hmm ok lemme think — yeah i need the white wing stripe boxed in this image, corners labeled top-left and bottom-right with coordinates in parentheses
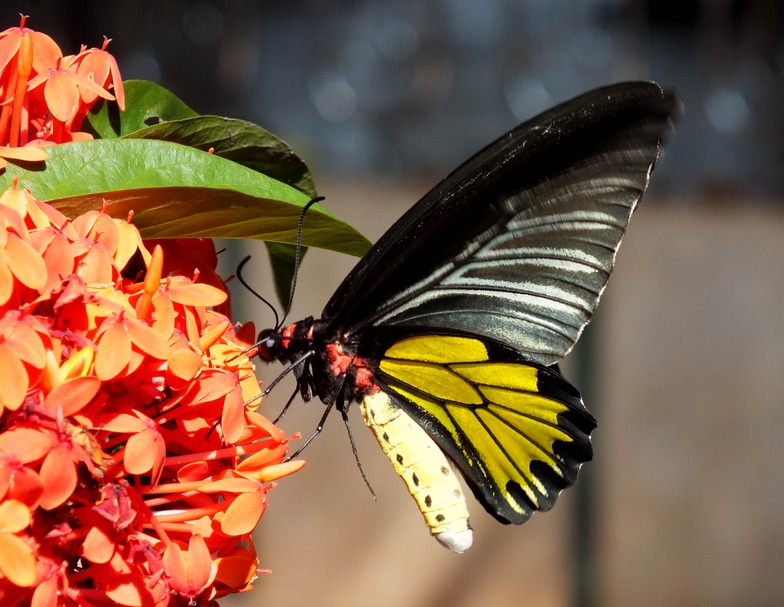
top-left (378, 288), bottom-right (586, 329)
top-left (453, 257), bottom-right (604, 276)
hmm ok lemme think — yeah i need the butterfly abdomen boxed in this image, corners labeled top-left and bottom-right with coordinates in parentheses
top-left (360, 390), bottom-right (473, 553)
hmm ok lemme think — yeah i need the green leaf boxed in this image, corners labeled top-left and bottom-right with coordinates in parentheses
top-left (125, 116), bottom-right (319, 301)
top-left (85, 80), bottom-right (198, 139)
top-left (84, 86), bottom-right (355, 297)
top-left (0, 139), bottom-right (371, 257)
top-left (125, 116), bottom-right (316, 199)
top-left (84, 81), bottom-right (324, 295)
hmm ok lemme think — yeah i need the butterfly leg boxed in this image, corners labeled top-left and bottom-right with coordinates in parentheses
top-left (272, 385), bottom-right (301, 424)
top-left (285, 393), bottom-right (336, 461)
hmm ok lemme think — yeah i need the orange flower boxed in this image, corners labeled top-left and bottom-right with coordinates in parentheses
top-left (0, 16), bottom-right (61, 75)
top-left (0, 15), bottom-right (123, 150)
top-left (0, 19), bottom-right (307, 605)
top-left (163, 535), bottom-right (218, 603)
top-left (0, 182), bottom-right (303, 606)
top-left (0, 15), bottom-right (61, 147)
top-left (69, 37), bottom-right (126, 111)
top-left (27, 60), bottom-right (116, 134)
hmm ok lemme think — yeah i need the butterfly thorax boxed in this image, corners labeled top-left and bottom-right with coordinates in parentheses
top-left (258, 317), bottom-right (378, 409)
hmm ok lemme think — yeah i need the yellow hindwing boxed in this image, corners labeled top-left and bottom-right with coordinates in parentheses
top-left (378, 334), bottom-right (579, 523)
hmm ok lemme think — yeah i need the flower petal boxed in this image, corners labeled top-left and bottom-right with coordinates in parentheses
top-left (0, 257), bottom-right (13, 305)
top-left (185, 535), bottom-right (215, 593)
top-left (3, 319), bottom-right (46, 368)
top-left (7, 466), bottom-right (43, 508)
top-left (31, 575), bottom-right (59, 607)
top-left (168, 282), bottom-right (228, 307)
top-left (95, 321), bottom-right (131, 380)
top-left (214, 549), bottom-right (258, 591)
top-left (75, 242), bottom-right (115, 284)
top-left (113, 220), bottom-right (148, 271)
top-left (256, 459), bottom-right (306, 482)
top-left (4, 232), bottom-right (47, 290)
top-left (221, 491), bottom-right (266, 536)
top-left (162, 542), bottom-right (188, 590)
top-left (167, 348), bottom-right (202, 382)
top-left (237, 443), bottom-right (288, 473)
top-left (29, 30), bottom-right (63, 73)
top-left (126, 319), bottom-right (169, 360)
top-left (91, 412), bottom-right (146, 433)
top-left (0, 531), bottom-right (36, 587)
top-left (38, 445), bottom-right (77, 510)
top-left (81, 523), bottom-right (115, 564)
top-left (0, 499), bottom-right (31, 532)
top-left (44, 376), bottom-right (101, 416)
top-left (0, 145), bottom-right (48, 162)
top-left (30, 229), bottom-right (75, 294)
top-left (73, 210), bottom-right (119, 252)
top-left (0, 428), bottom-right (53, 463)
top-left (0, 342), bottom-right (29, 410)
top-left (0, 29), bottom-right (22, 74)
top-left (124, 427), bottom-right (165, 482)
top-left (44, 71), bottom-right (81, 122)
top-left (221, 387), bottom-right (245, 445)
top-left (104, 575), bottom-right (149, 607)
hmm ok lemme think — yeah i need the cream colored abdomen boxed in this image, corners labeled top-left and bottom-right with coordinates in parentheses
top-left (360, 390), bottom-right (473, 552)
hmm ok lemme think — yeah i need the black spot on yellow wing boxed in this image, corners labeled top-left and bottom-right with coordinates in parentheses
top-left (376, 334), bottom-right (595, 525)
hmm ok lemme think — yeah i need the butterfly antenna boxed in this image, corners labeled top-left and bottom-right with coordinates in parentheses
top-left (236, 255), bottom-right (280, 330)
top-left (279, 196), bottom-right (325, 328)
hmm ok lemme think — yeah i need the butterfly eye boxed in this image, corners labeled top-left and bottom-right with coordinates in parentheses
top-left (255, 329), bottom-right (277, 361)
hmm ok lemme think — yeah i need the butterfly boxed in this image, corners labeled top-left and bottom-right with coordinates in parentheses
top-left (257, 81), bottom-right (679, 552)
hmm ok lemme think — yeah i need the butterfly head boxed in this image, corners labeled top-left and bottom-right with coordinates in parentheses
top-left (254, 326), bottom-right (281, 363)
top-left (254, 317), bottom-right (317, 362)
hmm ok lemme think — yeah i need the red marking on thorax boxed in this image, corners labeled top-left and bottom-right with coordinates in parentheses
top-left (325, 343), bottom-right (379, 395)
top-left (355, 365), bottom-right (379, 394)
top-left (325, 343), bottom-right (351, 375)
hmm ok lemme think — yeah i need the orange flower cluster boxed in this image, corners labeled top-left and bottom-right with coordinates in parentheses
top-left (0, 182), bottom-right (303, 606)
top-left (0, 15), bottom-right (125, 166)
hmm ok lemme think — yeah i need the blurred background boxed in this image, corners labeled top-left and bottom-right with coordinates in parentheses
top-left (7, 1), bottom-right (784, 606)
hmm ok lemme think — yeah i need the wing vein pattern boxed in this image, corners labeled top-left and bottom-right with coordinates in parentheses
top-left (324, 83), bottom-right (678, 365)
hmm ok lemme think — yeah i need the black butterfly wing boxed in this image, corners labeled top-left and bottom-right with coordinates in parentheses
top-left (323, 81), bottom-right (680, 365)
